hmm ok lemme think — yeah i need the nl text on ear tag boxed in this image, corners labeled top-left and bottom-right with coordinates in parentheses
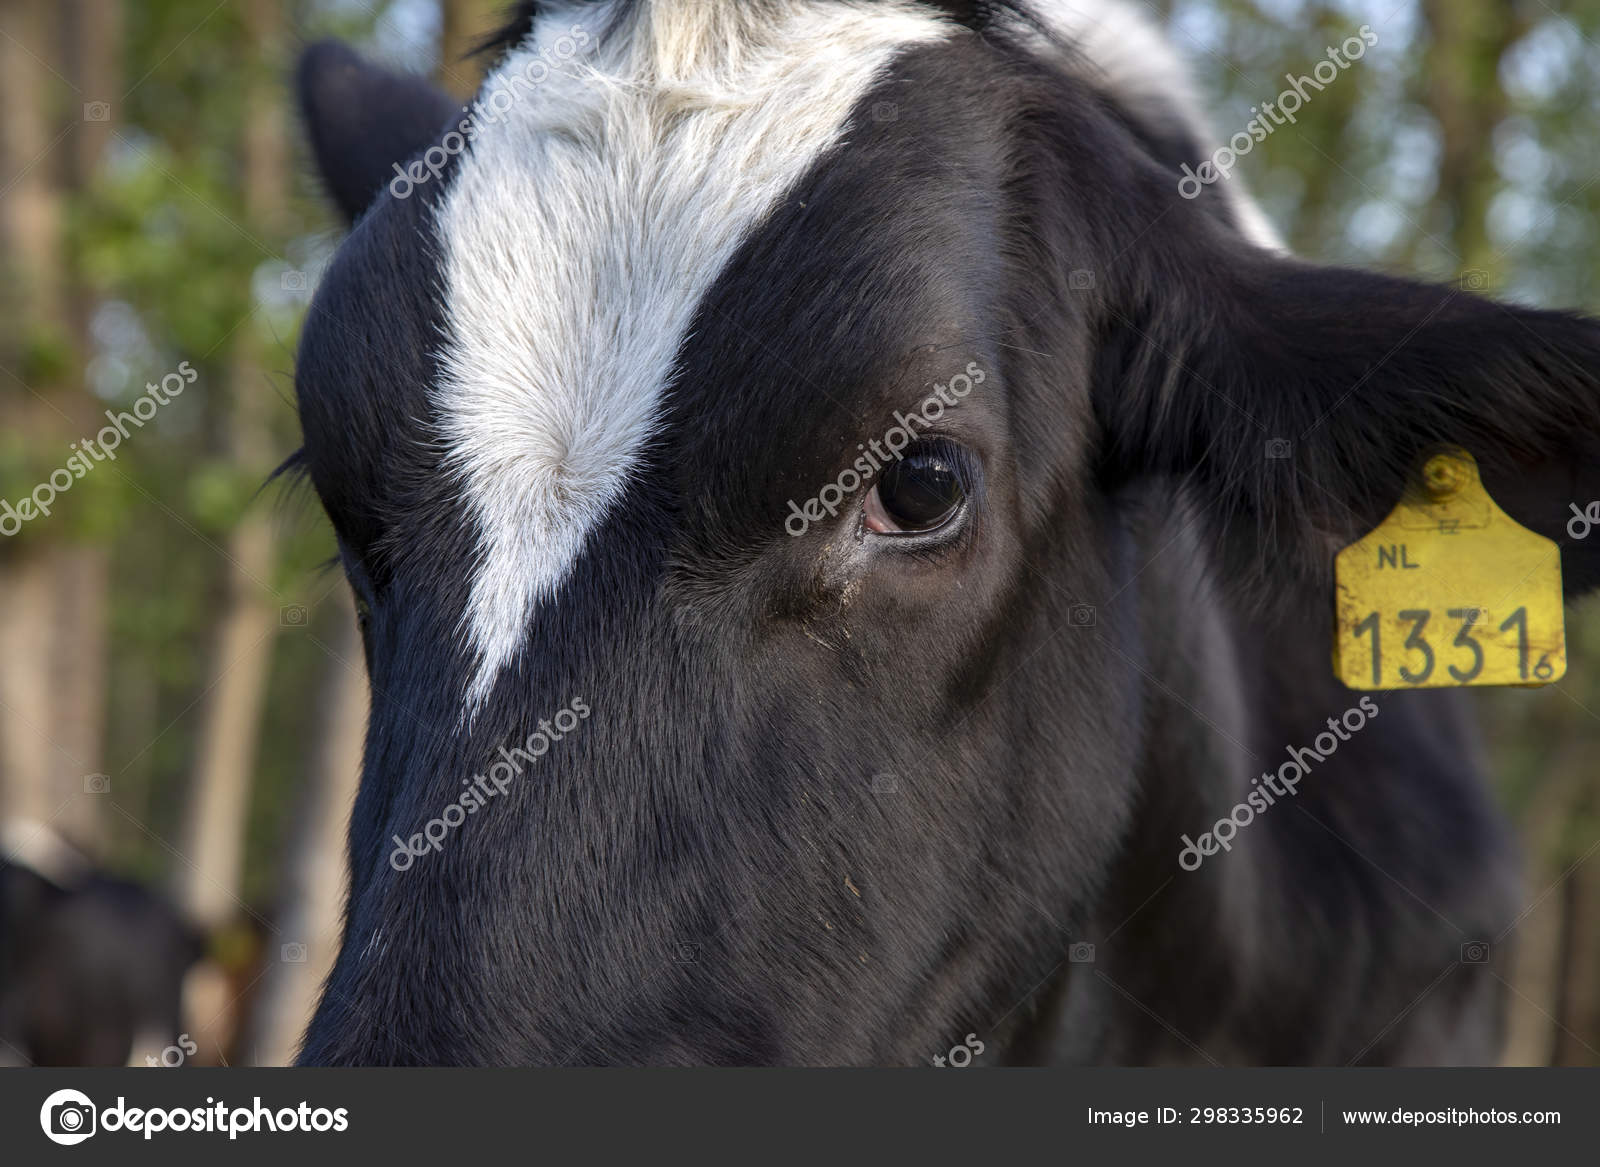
top-left (1333, 448), bottom-right (1565, 691)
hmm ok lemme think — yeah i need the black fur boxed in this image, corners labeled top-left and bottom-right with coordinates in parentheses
top-left (296, 40), bottom-right (461, 222)
top-left (288, 3), bottom-right (1600, 1065)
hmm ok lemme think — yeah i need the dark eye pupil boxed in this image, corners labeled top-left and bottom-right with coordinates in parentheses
top-left (878, 454), bottom-right (964, 530)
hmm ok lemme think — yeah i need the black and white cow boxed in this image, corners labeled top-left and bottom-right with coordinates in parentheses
top-left (289, 0), bottom-right (1600, 1065)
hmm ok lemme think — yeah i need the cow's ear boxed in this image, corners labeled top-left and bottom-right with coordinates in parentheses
top-left (1096, 238), bottom-right (1600, 600)
top-left (296, 40), bottom-right (460, 223)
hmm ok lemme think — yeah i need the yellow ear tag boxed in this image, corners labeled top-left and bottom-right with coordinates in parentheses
top-left (1333, 448), bottom-right (1565, 690)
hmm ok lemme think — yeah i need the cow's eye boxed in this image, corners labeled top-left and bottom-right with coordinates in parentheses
top-left (864, 441), bottom-right (969, 535)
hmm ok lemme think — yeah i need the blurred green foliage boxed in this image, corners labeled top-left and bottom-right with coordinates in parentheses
top-left (60, 0), bottom-right (380, 898)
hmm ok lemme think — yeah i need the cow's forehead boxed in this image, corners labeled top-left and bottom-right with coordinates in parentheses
top-left (432, 0), bottom-right (954, 714)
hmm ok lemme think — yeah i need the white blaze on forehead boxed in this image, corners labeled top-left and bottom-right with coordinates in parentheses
top-left (433, 0), bottom-right (952, 715)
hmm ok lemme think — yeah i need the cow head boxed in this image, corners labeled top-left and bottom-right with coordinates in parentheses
top-left (291, 0), bottom-right (1600, 1064)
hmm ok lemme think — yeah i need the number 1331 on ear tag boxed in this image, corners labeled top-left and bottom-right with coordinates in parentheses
top-left (1333, 448), bottom-right (1565, 690)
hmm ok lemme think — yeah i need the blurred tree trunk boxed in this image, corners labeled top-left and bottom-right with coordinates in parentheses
top-left (0, 0), bottom-right (78, 841)
top-left (0, 558), bottom-right (56, 829)
top-left (1278, 3), bottom-right (1362, 254)
top-left (1416, 0), bottom-right (1528, 277)
top-left (0, 2), bottom-right (64, 331)
top-left (437, 0), bottom-right (500, 97)
top-left (1498, 753), bottom-right (1577, 1065)
top-left (1553, 845), bottom-right (1600, 1064)
top-left (43, 541), bottom-right (108, 849)
top-left (173, 0), bottom-right (286, 1060)
top-left (38, 0), bottom-right (127, 855)
top-left (244, 592), bottom-right (368, 1066)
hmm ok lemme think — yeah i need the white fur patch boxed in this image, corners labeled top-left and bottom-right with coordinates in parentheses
top-left (433, 0), bottom-right (1280, 716)
top-left (432, 1), bottom-right (952, 715)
